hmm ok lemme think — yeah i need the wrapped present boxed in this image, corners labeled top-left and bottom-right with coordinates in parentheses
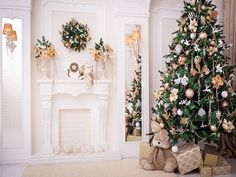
top-left (134, 127), bottom-right (141, 136)
top-left (199, 165), bottom-right (213, 177)
top-left (173, 143), bottom-right (203, 175)
top-left (204, 144), bottom-right (219, 167)
top-left (212, 156), bottom-right (231, 176)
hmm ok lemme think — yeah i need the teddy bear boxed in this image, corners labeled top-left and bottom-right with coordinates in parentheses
top-left (140, 121), bottom-right (177, 173)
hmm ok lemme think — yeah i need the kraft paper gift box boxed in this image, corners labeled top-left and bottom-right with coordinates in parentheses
top-left (212, 156), bottom-right (231, 176)
top-left (199, 165), bottom-right (213, 177)
top-left (134, 127), bottom-right (141, 136)
top-left (173, 143), bottom-right (203, 175)
top-left (204, 144), bottom-right (219, 167)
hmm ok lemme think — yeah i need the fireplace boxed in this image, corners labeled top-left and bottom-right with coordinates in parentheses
top-left (38, 80), bottom-right (111, 155)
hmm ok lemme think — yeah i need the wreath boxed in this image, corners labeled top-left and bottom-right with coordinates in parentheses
top-left (60, 18), bottom-right (91, 52)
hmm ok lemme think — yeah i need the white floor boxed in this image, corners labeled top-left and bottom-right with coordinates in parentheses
top-left (0, 158), bottom-right (235, 177)
top-left (0, 165), bottom-right (26, 177)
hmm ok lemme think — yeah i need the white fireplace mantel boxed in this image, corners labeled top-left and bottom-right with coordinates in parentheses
top-left (38, 79), bottom-right (111, 154)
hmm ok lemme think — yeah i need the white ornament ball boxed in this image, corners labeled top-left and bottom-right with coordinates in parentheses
top-left (160, 122), bottom-right (165, 129)
top-left (201, 5), bottom-right (206, 10)
top-left (198, 108), bottom-right (206, 117)
top-left (199, 32), bottom-right (208, 39)
top-left (185, 50), bottom-right (190, 56)
top-left (185, 88), bottom-right (195, 99)
top-left (177, 109), bottom-right (183, 116)
top-left (221, 91), bottom-right (228, 98)
top-left (191, 0), bottom-right (196, 5)
top-left (216, 110), bottom-right (222, 119)
top-left (190, 33), bottom-right (196, 39)
top-left (210, 125), bottom-right (217, 132)
top-left (210, 40), bottom-right (216, 46)
top-left (135, 122), bottom-right (140, 127)
top-left (175, 44), bottom-right (182, 55)
top-left (172, 145), bottom-right (178, 153)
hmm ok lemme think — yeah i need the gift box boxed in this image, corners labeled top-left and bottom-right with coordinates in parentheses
top-left (173, 143), bottom-right (203, 175)
top-left (212, 156), bottom-right (231, 176)
top-left (199, 165), bottom-right (213, 177)
top-left (134, 127), bottom-right (141, 136)
top-left (204, 144), bottom-right (219, 167)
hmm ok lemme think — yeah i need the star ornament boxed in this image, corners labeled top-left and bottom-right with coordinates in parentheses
top-left (212, 75), bottom-right (224, 89)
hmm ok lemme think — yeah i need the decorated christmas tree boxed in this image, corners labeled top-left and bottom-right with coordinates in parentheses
top-left (125, 55), bottom-right (142, 135)
top-left (152, 0), bottom-right (236, 146)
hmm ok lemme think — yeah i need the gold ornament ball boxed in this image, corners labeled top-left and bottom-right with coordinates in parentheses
top-left (210, 125), bottom-right (217, 132)
top-left (160, 122), bottom-right (165, 129)
top-left (199, 32), bottom-right (208, 39)
top-left (185, 88), bottom-right (195, 99)
top-left (210, 40), bottom-right (216, 46)
top-left (222, 101), bottom-right (229, 108)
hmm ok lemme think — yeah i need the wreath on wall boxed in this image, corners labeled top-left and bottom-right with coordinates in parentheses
top-left (59, 18), bottom-right (91, 52)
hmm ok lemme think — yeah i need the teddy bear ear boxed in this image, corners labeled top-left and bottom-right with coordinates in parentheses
top-left (151, 121), bottom-right (161, 132)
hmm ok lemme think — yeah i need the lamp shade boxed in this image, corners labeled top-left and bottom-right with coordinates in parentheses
top-left (126, 35), bottom-right (133, 46)
top-left (8, 30), bottom-right (17, 41)
top-left (3, 23), bottom-right (13, 35)
top-left (132, 29), bottom-right (141, 41)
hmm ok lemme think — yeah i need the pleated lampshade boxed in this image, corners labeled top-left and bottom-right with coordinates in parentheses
top-left (8, 30), bottom-right (17, 41)
top-left (3, 23), bottom-right (13, 35)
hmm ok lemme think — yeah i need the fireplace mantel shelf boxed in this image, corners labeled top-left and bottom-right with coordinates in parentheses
top-left (38, 79), bottom-right (112, 97)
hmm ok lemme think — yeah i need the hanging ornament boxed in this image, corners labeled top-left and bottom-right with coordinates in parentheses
top-left (190, 33), bottom-right (196, 40)
top-left (135, 122), bottom-right (140, 127)
top-left (177, 109), bottom-right (183, 116)
top-left (207, 46), bottom-right (218, 56)
top-left (216, 110), bottom-right (222, 119)
top-left (210, 40), bottom-right (216, 46)
top-left (175, 44), bottom-right (182, 55)
top-left (172, 107), bottom-right (177, 117)
top-left (189, 19), bottom-right (198, 32)
top-left (199, 32), bottom-right (208, 39)
top-left (185, 88), bottom-right (195, 99)
top-left (201, 5), bottom-right (206, 10)
top-left (171, 145), bottom-right (178, 153)
top-left (185, 50), bottom-right (190, 56)
top-left (188, 12), bottom-right (195, 19)
top-left (164, 83), bottom-right (169, 89)
top-left (180, 117), bottom-right (188, 125)
top-left (222, 119), bottom-right (235, 133)
top-left (170, 88), bottom-right (179, 102)
top-left (181, 75), bottom-right (189, 86)
top-left (221, 91), bottom-right (228, 98)
top-left (198, 108), bottom-right (206, 117)
top-left (216, 64), bottom-right (223, 73)
top-left (210, 125), bottom-right (217, 132)
top-left (194, 56), bottom-right (201, 64)
top-left (160, 122), bottom-right (165, 129)
top-left (222, 101), bottom-right (229, 108)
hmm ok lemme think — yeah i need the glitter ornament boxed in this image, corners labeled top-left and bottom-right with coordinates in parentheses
top-left (210, 125), bottom-right (217, 132)
top-left (172, 145), bottom-right (178, 153)
top-left (188, 12), bottom-right (195, 19)
top-left (198, 108), bottom-right (206, 117)
top-left (185, 88), bottom-right (194, 99)
top-left (177, 109), bottom-right (183, 116)
top-left (175, 44), bottom-right (182, 55)
top-left (190, 33), bottom-right (196, 39)
top-left (221, 91), bottom-right (228, 98)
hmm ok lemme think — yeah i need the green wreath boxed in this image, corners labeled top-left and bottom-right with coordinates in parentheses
top-left (60, 18), bottom-right (91, 52)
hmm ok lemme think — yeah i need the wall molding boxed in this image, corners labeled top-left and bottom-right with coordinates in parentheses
top-left (0, 4), bottom-right (31, 11)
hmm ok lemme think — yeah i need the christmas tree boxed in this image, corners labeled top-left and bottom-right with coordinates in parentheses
top-left (125, 55), bottom-right (142, 137)
top-left (152, 0), bottom-right (236, 145)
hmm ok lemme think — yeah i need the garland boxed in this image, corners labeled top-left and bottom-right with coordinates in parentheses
top-left (60, 18), bottom-right (91, 52)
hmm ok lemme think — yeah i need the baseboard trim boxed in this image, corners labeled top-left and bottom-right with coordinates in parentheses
top-left (29, 151), bottom-right (122, 164)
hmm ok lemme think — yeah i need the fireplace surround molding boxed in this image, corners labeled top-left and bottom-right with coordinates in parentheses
top-left (37, 79), bottom-right (113, 159)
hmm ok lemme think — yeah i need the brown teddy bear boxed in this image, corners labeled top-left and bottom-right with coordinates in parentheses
top-left (140, 121), bottom-right (177, 173)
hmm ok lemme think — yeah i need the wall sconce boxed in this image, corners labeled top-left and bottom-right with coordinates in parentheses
top-left (2, 23), bottom-right (17, 54)
top-left (126, 26), bottom-right (141, 56)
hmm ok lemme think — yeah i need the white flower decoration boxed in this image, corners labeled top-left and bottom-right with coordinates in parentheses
top-left (181, 75), bottom-right (189, 86)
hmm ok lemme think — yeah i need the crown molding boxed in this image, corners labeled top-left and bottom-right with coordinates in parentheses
top-left (0, 4), bottom-right (31, 11)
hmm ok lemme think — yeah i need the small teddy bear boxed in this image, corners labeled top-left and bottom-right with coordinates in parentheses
top-left (140, 121), bottom-right (177, 173)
